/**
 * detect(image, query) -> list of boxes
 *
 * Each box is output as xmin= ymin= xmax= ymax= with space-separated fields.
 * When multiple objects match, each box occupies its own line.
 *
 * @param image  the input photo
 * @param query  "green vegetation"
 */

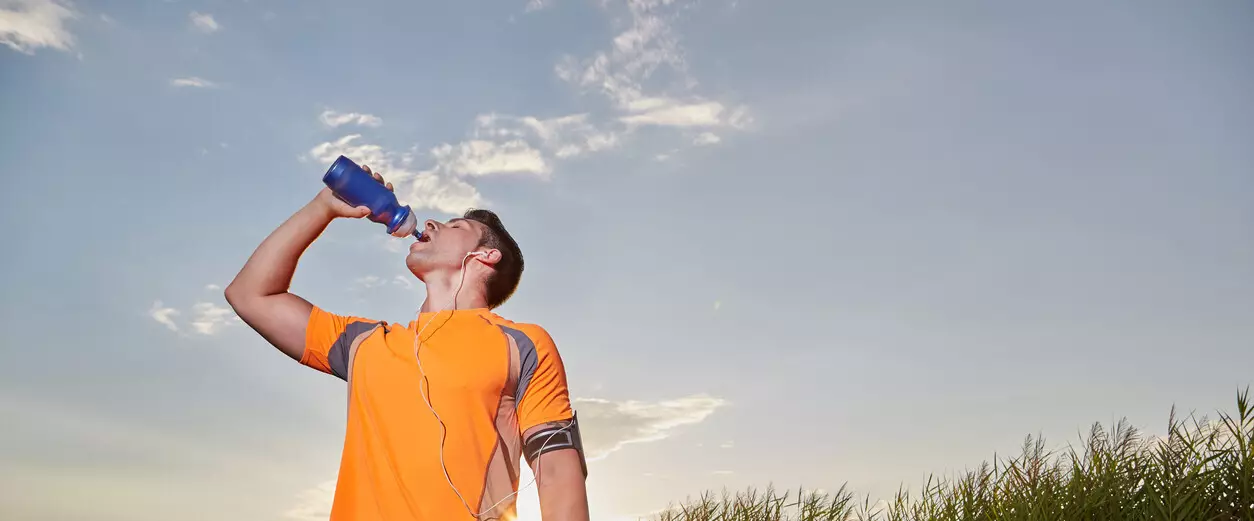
xmin=649 ymin=388 xmax=1253 ymax=521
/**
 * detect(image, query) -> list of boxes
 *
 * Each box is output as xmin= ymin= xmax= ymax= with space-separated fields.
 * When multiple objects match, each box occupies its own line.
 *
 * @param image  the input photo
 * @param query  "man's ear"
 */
xmin=476 ymin=249 xmax=502 ymax=267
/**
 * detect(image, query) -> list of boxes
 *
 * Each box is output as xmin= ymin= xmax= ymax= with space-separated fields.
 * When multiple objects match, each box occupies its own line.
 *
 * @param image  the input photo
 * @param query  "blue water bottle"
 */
xmin=322 ymin=155 xmax=420 ymax=238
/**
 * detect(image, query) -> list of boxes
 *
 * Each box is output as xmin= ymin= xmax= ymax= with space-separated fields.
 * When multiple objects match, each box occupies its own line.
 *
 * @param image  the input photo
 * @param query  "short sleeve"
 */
xmin=302 ymin=305 xmax=381 ymax=380
xmin=513 ymin=324 xmax=574 ymax=434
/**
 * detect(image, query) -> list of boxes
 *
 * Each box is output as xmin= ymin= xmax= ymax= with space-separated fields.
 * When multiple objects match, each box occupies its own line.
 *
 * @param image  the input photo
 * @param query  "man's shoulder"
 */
xmin=484 ymin=314 xmax=557 ymax=349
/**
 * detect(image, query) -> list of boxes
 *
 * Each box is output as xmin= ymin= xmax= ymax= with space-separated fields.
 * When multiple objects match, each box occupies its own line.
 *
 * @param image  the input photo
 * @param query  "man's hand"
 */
xmin=312 ymin=164 xmax=395 ymax=219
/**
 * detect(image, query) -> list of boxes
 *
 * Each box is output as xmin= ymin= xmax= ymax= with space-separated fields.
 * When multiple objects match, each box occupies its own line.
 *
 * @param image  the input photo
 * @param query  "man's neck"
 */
xmin=418 ymin=271 xmax=489 ymax=313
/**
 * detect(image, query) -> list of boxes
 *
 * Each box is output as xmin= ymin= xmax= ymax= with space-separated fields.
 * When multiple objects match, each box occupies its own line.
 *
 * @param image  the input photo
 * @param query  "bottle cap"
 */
xmin=391 ymin=211 xmax=418 ymax=238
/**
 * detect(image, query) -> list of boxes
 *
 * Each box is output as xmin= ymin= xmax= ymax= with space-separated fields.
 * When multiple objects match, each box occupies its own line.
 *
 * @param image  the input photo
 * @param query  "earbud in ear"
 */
xmin=466 ymin=251 xmax=488 ymax=258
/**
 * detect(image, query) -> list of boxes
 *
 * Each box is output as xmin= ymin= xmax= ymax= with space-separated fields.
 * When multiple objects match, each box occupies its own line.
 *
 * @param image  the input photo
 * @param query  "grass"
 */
xmin=647 ymin=387 xmax=1254 ymax=521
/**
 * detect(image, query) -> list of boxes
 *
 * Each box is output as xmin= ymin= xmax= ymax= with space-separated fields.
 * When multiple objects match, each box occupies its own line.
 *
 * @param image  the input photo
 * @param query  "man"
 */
xmin=224 ymin=164 xmax=590 ymax=521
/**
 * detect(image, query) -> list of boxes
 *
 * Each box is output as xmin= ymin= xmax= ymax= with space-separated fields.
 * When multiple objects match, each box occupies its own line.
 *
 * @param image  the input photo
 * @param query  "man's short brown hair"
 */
xmin=463 ymin=208 xmax=524 ymax=308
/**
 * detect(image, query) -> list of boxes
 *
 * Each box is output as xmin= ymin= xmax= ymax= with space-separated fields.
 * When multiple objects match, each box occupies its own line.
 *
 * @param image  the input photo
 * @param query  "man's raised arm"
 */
xmin=225 ymin=177 xmax=382 ymax=361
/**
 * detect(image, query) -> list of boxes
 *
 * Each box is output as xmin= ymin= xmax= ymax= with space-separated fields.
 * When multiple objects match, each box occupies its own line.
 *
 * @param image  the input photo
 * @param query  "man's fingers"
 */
xmin=359 ymin=164 xmax=387 ymax=187
xmin=362 ymin=164 xmax=386 ymax=183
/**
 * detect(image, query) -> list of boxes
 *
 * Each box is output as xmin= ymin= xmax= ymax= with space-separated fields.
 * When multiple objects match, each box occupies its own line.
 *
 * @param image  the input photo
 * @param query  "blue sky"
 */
xmin=2 ymin=0 xmax=1252 ymax=519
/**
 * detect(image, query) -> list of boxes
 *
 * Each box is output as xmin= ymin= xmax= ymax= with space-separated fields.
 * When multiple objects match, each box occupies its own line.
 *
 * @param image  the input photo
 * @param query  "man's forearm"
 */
xmin=225 ymin=199 xmax=339 ymax=361
xmin=226 ymin=200 xmax=335 ymax=300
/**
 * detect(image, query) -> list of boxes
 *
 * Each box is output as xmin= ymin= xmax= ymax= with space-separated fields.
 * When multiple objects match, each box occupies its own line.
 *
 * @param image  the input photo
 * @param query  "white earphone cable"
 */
xmin=412 ymin=252 xmax=573 ymax=519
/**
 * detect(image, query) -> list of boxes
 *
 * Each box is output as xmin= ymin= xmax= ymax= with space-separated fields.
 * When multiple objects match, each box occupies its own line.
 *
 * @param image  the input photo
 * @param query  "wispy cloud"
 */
xmin=619 ymin=98 xmax=748 ymax=129
xmin=430 ymin=139 xmax=550 ymax=178
xmin=575 ymin=394 xmax=726 ymax=460
xmin=308 ymin=134 xmax=484 ymax=215
xmin=694 ymin=132 xmax=722 ymax=146
xmin=0 ymin=0 xmax=78 ymax=54
xmin=353 ymin=275 xmax=386 ymax=289
xmin=555 ymin=0 xmax=751 ymax=135
xmin=189 ymin=11 xmax=218 ymax=34
xmin=474 ymin=112 xmax=620 ymax=159
xmin=320 ymin=110 xmax=382 ymax=128
xmin=148 ymin=301 xmax=180 ymax=332
xmin=189 ymin=302 xmax=237 ymax=335
xmin=306 ymin=0 xmax=750 ymax=219
xmin=148 ymin=297 xmax=239 ymax=336
xmin=170 ymin=77 xmax=218 ymax=88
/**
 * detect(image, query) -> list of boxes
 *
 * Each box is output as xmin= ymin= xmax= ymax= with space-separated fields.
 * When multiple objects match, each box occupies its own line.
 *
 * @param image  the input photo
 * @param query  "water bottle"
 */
xmin=322 ymin=155 xmax=420 ymax=238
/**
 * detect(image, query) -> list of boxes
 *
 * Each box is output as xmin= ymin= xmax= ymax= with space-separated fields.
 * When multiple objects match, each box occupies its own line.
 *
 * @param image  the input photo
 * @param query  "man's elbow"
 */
xmin=223 ymin=282 xmax=261 ymax=316
xmin=223 ymin=282 xmax=244 ymax=309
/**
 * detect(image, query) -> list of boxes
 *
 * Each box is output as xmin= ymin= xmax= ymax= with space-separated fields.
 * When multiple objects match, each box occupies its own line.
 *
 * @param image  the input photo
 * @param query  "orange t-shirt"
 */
xmin=301 ymin=305 xmax=575 ymax=521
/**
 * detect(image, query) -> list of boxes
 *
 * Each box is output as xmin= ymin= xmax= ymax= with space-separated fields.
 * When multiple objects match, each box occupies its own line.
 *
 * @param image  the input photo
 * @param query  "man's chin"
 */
xmin=404 ymin=257 xmax=426 ymax=280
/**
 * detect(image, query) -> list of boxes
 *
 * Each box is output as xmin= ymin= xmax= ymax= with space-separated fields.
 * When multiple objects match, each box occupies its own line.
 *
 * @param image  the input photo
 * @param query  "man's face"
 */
xmin=405 ymin=217 xmax=485 ymax=279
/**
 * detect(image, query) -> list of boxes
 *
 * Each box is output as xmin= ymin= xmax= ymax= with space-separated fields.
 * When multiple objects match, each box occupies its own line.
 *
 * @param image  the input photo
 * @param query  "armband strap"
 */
xmin=523 ymin=412 xmax=587 ymax=478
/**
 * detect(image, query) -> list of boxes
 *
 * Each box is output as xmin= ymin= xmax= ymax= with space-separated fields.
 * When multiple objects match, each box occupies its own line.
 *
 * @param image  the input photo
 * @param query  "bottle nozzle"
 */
xmin=391 ymin=211 xmax=419 ymax=238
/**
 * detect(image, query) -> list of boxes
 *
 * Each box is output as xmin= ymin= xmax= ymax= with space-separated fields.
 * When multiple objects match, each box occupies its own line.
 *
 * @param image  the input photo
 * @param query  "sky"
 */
xmin=1 ymin=0 xmax=1252 ymax=520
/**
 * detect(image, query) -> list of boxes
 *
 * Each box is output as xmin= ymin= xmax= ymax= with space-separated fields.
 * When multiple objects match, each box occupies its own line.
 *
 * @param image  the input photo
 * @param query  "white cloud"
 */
xmin=148 ymin=301 xmax=180 ymax=332
xmin=309 ymin=134 xmax=390 ymax=168
xmin=430 ymin=139 xmax=550 ymax=178
xmin=204 ymin=284 xmax=221 ymax=291
xmin=620 ymin=97 xmax=752 ymax=129
xmin=620 ymin=98 xmax=724 ymax=128
xmin=170 ymin=77 xmax=217 ymax=88
xmin=0 ymin=0 xmax=77 ymax=54
xmin=393 ymin=275 xmax=413 ymax=289
xmin=309 ymin=134 xmax=484 ymax=215
xmin=353 ymin=275 xmax=385 ymax=289
xmin=474 ymin=112 xmax=620 ymax=160
xmin=149 ymin=298 xmax=239 ymax=336
xmin=320 ymin=110 xmax=382 ymax=128
xmin=555 ymin=0 xmax=689 ymax=109
xmin=574 ymin=393 xmax=726 ymax=460
xmin=694 ymin=132 xmax=721 ymax=146
xmin=189 ymin=11 xmax=218 ymax=33
xmin=719 ymin=440 xmax=733 ymax=448
xmin=189 ymin=302 xmax=237 ymax=335
xmin=552 ymin=0 xmax=751 ymax=156
xmin=284 ymin=480 xmax=335 ymax=521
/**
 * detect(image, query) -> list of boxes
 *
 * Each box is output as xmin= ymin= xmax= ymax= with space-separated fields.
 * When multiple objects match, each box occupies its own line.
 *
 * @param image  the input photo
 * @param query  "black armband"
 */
xmin=523 ymin=411 xmax=587 ymax=478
